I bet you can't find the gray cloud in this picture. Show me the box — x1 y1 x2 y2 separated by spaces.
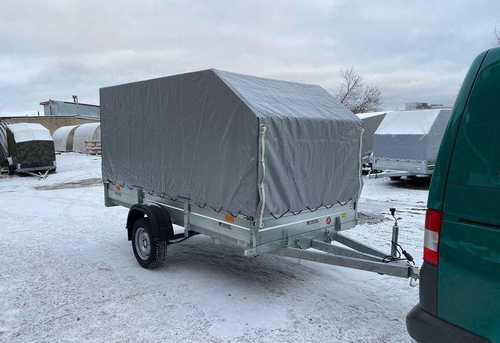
1 0 499 114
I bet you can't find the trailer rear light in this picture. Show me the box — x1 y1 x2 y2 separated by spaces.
424 209 442 266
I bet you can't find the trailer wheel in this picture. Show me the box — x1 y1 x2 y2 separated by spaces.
131 217 166 269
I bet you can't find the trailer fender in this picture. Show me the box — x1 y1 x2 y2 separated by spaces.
126 204 174 242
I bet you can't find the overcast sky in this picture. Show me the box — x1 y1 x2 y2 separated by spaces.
1 0 499 115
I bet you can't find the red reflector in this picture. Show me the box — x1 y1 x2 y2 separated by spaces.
424 247 439 265
425 209 442 232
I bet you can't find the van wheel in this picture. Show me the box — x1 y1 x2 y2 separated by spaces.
131 217 166 269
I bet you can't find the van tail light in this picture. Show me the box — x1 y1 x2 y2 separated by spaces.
424 209 442 266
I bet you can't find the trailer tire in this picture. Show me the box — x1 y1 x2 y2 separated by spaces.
131 217 166 269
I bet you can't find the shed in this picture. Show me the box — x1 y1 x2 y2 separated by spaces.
73 122 101 153
356 111 387 158
373 109 452 161
53 125 79 152
100 69 363 217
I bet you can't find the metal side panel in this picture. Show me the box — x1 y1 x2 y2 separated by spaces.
373 157 434 175
259 203 356 239
105 181 357 255
247 204 358 255
105 182 140 208
149 200 254 248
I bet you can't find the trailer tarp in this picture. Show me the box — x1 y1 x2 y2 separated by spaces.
100 69 362 218
0 122 8 167
356 112 387 158
5 123 56 169
373 109 452 161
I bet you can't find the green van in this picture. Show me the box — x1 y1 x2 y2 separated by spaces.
406 48 500 342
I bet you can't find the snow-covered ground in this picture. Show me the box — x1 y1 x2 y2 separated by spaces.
0 153 429 342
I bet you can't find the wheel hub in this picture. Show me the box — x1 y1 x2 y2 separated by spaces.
134 227 151 260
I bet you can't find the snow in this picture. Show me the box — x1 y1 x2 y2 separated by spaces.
356 111 388 120
375 109 443 135
6 123 53 143
0 153 428 342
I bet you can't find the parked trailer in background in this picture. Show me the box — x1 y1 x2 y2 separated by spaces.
100 69 418 280
356 111 387 170
0 122 8 172
371 109 452 179
0 122 56 175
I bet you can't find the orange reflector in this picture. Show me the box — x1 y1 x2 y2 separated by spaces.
224 214 236 224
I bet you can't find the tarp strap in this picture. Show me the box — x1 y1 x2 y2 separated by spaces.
357 128 364 204
256 123 267 229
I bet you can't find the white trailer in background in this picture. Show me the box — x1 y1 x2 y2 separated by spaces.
371 109 452 179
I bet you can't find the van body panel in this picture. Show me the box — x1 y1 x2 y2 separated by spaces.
427 51 488 212
408 48 500 342
438 48 500 342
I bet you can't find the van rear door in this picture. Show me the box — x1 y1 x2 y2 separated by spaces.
439 48 500 342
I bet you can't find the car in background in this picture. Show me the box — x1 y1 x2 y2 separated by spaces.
406 48 500 342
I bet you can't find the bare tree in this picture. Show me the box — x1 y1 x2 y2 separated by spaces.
336 68 382 113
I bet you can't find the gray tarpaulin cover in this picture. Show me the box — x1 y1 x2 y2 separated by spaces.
100 69 362 218
373 109 452 162
0 122 8 166
356 111 387 158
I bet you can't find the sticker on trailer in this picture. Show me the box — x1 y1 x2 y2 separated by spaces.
114 184 123 196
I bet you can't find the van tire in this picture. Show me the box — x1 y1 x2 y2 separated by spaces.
131 217 166 269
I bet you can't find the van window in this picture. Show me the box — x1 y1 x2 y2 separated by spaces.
449 59 500 189
445 54 500 224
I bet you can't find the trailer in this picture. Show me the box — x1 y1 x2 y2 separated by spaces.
356 112 387 169
370 158 435 179
370 109 452 179
0 122 56 176
100 69 418 280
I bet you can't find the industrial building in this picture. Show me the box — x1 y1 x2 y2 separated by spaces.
40 98 100 118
